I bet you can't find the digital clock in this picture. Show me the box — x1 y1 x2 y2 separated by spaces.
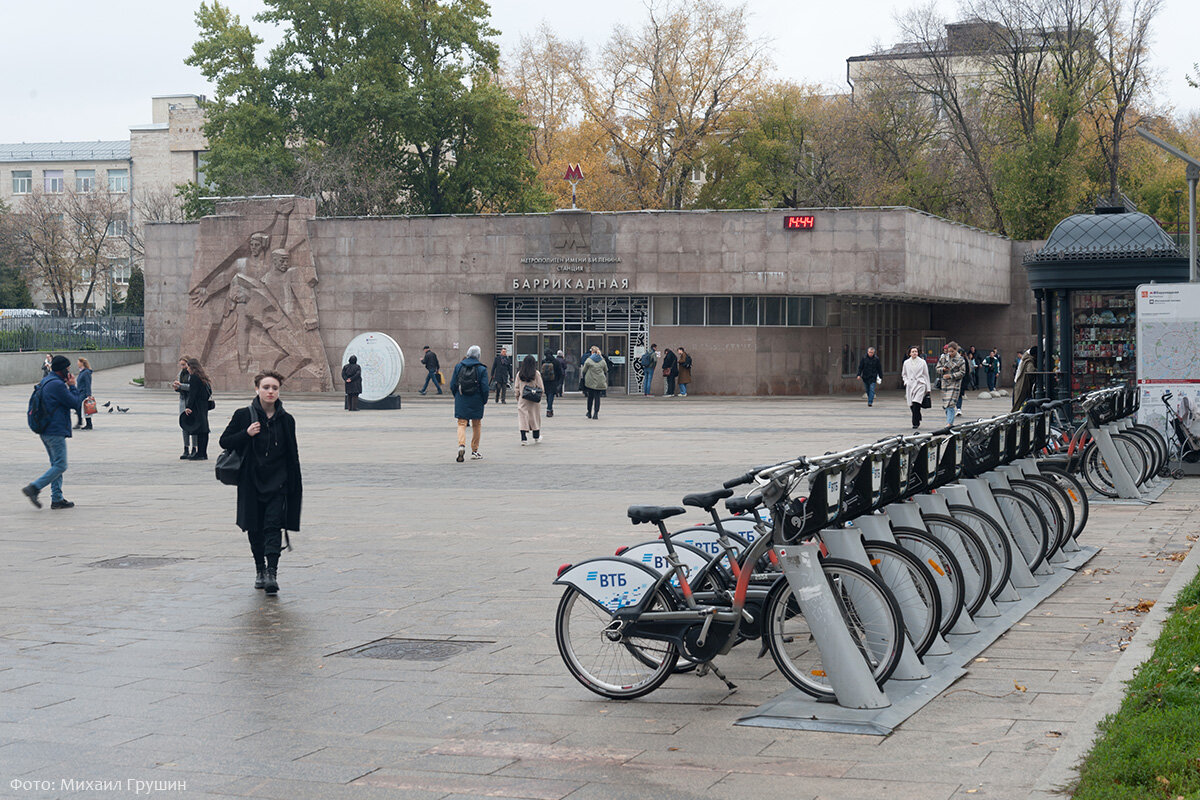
784 215 815 230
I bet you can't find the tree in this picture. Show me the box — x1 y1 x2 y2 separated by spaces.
187 0 550 215
0 267 32 308
1090 0 1162 201
119 267 144 314
572 0 769 209
0 188 127 317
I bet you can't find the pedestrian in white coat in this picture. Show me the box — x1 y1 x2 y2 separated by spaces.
902 346 932 431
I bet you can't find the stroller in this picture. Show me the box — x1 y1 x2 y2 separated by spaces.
1161 390 1200 476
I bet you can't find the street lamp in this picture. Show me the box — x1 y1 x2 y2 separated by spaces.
1136 127 1199 281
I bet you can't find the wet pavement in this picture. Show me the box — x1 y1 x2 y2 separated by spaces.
2 363 1196 800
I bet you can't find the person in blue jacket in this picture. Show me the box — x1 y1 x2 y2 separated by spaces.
73 357 94 430
22 355 82 509
450 345 489 462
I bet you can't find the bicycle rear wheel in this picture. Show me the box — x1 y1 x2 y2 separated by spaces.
990 488 1051 571
920 514 992 617
863 541 941 657
555 587 679 700
945 504 1013 599
1009 479 1068 558
1035 465 1089 541
764 557 904 700
1081 443 1119 498
890 527 965 635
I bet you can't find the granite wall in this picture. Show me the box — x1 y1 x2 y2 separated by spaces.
145 200 1027 395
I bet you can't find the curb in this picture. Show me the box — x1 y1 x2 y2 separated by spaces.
1028 510 1200 799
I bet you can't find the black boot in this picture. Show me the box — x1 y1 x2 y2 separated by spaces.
264 569 279 595
180 448 191 460
254 570 266 590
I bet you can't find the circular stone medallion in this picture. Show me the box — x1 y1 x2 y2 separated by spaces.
342 332 404 402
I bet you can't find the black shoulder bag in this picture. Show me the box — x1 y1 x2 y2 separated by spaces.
215 404 257 486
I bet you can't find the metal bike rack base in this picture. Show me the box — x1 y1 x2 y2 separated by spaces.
1088 477 1172 505
737 545 1099 736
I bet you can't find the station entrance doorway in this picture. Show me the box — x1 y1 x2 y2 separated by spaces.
495 296 650 394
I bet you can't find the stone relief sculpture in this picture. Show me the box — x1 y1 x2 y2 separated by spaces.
182 197 332 391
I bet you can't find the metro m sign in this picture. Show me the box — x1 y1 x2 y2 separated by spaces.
784 215 816 230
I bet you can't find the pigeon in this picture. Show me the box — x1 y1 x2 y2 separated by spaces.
102 401 111 408
117 406 129 413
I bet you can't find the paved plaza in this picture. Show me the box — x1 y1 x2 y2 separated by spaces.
2 363 1198 800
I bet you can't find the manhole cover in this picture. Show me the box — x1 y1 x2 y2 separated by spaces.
330 638 492 661
88 556 191 569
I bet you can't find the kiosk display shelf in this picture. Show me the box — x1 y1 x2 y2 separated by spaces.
1072 291 1135 392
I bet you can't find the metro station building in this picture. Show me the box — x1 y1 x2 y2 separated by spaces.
145 200 1036 395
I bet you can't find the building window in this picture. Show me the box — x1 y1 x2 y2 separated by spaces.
107 216 128 238
839 301 926 376
12 170 32 194
107 168 129 193
652 296 822 327
75 169 95 193
110 259 132 283
43 170 64 193
706 297 732 325
678 297 705 326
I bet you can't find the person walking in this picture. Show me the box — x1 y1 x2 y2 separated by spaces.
935 342 967 426
181 358 213 460
983 349 1000 392
341 355 362 411
491 347 512 404
540 350 562 417
964 346 979 390
22 355 82 510
581 345 608 419
555 350 567 397
902 346 932 432
451 345 489 461
676 348 693 396
172 356 196 458
661 346 678 396
856 346 883 406
41 353 53 377
639 344 658 396
515 355 545 445
218 370 302 596
418 346 442 395
74 357 94 430
1012 347 1037 412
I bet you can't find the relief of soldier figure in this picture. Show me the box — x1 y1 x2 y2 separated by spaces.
185 199 332 391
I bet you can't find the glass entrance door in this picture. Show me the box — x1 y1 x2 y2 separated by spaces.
605 333 628 394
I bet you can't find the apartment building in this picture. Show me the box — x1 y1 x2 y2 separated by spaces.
0 95 208 312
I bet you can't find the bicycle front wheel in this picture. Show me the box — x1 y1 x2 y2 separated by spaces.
863 541 941 657
555 587 679 700
764 557 904 700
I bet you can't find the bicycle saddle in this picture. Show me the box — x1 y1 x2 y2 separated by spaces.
627 505 687 525
681 488 733 510
725 495 763 514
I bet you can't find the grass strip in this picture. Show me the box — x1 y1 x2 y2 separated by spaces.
1072 569 1200 799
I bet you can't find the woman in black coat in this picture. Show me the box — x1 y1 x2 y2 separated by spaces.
342 355 363 411
181 358 212 460
218 370 302 596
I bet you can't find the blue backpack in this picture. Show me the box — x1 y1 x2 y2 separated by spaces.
27 381 51 434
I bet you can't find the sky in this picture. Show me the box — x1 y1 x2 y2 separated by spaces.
0 0 1196 144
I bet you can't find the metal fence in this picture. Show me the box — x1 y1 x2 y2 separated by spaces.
0 316 144 353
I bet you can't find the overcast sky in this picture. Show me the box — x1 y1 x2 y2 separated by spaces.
1 0 1196 144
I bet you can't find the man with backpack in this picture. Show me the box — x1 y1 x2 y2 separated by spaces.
22 355 82 509
639 344 658 396
450 345 489 462
540 350 562 417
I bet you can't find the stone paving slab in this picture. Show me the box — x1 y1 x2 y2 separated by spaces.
0 364 1196 800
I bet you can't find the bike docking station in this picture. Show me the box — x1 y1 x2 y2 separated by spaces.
552 394 1121 736
1078 386 1173 505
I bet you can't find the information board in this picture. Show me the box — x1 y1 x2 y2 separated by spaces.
342 332 405 402
1136 283 1200 431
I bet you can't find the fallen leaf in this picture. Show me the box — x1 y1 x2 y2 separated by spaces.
975 657 988 663
668 747 679 751
1157 776 1170 787
1014 681 1027 692
1158 552 1187 562
1119 600 1155 614
1046 731 1063 737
